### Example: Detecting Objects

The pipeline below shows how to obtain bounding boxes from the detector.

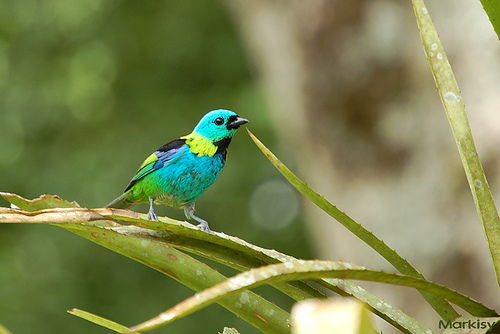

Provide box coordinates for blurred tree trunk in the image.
[225,0,500,332]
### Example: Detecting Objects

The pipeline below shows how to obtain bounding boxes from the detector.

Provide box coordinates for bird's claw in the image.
[147,211,158,221]
[198,221,213,234]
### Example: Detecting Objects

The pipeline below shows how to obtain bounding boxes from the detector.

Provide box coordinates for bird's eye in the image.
[214,117,224,125]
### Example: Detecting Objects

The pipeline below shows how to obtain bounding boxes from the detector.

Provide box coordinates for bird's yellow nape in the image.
[181,132,217,157]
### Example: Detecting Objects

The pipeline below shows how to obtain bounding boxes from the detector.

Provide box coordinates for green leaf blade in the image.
[412,0,500,290]
[0,192,79,211]
[68,308,131,333]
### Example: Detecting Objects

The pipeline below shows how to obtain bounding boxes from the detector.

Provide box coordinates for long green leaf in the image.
[247,129,459,321]
[68,308,132,333]
[123,260,496,333]
[0,194,456,333]
[411,0,500,289]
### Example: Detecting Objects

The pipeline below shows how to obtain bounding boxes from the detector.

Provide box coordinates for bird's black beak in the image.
[227,115,249,130]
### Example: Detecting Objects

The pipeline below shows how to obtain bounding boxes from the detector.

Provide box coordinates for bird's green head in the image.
[193,109,248,142]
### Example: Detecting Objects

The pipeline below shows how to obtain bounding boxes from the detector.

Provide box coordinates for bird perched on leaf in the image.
[107,109,248,233]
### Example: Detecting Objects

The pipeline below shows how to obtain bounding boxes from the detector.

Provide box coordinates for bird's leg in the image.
[184,203,212,233]
[147,197,158,221]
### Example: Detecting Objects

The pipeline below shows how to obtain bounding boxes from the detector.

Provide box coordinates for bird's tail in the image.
[106,191,134,209]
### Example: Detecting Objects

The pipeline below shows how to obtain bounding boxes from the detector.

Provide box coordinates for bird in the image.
[106,109,248,233]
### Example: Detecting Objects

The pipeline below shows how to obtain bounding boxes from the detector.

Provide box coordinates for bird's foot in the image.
[197,220,212,234]
[147,197,159,221]
[147,210,158,221]
[184,204,213,233]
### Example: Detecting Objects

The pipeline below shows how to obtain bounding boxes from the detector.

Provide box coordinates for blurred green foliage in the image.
[0,1,313,333]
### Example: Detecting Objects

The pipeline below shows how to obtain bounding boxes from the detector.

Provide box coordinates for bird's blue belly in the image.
[144,152,225,208]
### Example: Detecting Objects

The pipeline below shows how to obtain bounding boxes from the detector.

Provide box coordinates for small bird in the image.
[107,109,248,233]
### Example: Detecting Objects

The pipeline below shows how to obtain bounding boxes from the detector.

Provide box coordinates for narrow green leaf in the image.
[124,260,496,333]
[68,308,132,333]
[247,129,459,320]
[478,0,500,40]
[412,0,500,290]
[0,192,79,211]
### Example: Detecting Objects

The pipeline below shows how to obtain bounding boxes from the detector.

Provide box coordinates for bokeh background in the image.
[1,1,500,333]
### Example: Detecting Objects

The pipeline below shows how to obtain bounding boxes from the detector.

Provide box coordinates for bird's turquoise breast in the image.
[133,147,226,208]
